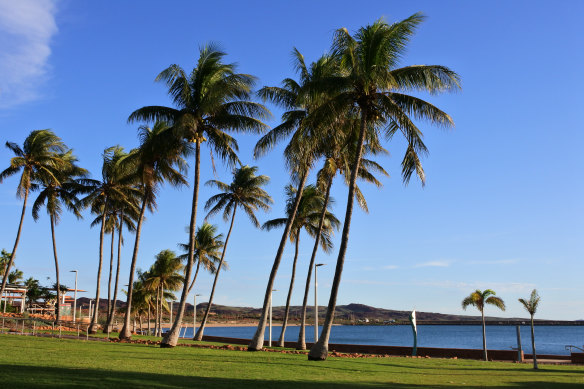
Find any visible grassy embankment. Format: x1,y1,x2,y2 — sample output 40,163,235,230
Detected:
1,335,583,388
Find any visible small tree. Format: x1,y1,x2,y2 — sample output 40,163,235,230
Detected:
462,289,505,361
519,289,541,369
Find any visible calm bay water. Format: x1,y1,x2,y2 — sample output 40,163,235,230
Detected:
179,325,584,355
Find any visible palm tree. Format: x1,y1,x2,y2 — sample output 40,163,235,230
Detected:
119,121,190,340
462,289,506,361
1,250,11,278
32,150,87,322
145,250,184,336
248,50,331,351
194,165,272,341
83,146,141,333
0,130,67,305
297,118,388,350
262,184,339,347
519,289,541,369
129,45,270,348
178,223,225,294
308,14,461,360
7,269,23,284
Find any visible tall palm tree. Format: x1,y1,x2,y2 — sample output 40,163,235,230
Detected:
462,289,506,361
178,223,225,294
32,150,87,322
145,250,184,336
519,289,541,369
83,146,141,333
308,14,461,360
248,50,331,351
0,130,67,304
297,118,388,350
262,184,339,347
129,45,270,348
119,121,190,340
194,165,272,341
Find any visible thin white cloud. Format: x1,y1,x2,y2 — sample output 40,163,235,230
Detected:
383,265,398,270
414,260,452,268
417,280,536,293
0,0,58,108
467,259,519,265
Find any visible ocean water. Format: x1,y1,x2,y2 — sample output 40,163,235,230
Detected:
178,325,584,355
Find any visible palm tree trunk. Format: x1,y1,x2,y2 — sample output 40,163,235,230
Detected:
308,114,367,360
195,207,237,341
481,309,488,361
297,175,333,350
139,314,143,333
0,188,28,307
187,260,202,294
156,285,161,336
162,140,201,347
106,230,115,326
279,232,300,347
249,171,308,351
90,207,107,333
106,216,123,332
530,315,538,369
147,304,151,335
119,196,147,340
50,214,62,323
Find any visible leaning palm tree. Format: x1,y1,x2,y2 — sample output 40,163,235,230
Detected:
0,130,67,304
248,50,331,351
119,121,190,340
194,165,272,341
32,150,87,322
308,14,461,360
297,118,388,350
462,289,506,361
129,45,270,348
83,146,142,333
178,223,225,294
519,289,541,369
262,184,339,347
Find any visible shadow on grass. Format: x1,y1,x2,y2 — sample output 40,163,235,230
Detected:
1,364,584,389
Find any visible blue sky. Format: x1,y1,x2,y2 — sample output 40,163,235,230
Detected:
0,0,582,320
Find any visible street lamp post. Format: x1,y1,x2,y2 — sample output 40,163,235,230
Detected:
69,270,78,322
315,263,325,342
170,300,174,326
88,300,93,320
193,294,201,333
269,289,277,347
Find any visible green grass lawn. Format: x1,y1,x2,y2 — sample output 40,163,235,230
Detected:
1,335,583,388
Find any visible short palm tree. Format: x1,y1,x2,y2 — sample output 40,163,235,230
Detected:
129,45,270,348
519,289,541,369
83,146,141,333
308,14,461,360
178,223,225,294
1,250,11,278
0,130,67,304
32,150,87,322
7,269,23,284
145,250,184,336
262,184,339,347
119,121,189,340
462,289,506,361
249,50,331,351
194,165,272,341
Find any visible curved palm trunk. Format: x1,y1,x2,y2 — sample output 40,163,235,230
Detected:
119,196,147,340
105,230,115,327
297,176,333,350
105,218,123,332
481,309,488,361
0,188,28,307
308,114,367,360
249,172,308,351
530,315,538,369
162,141,201,347
187,260,202,294
279,232,300,347
90,208,108,333
195,207,237,341
50,214,62,323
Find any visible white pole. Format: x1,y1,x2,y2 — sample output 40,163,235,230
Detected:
89,300,92,319
70,270,78,323
315,264,325,342
170,300,173,326
269,290,272,347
